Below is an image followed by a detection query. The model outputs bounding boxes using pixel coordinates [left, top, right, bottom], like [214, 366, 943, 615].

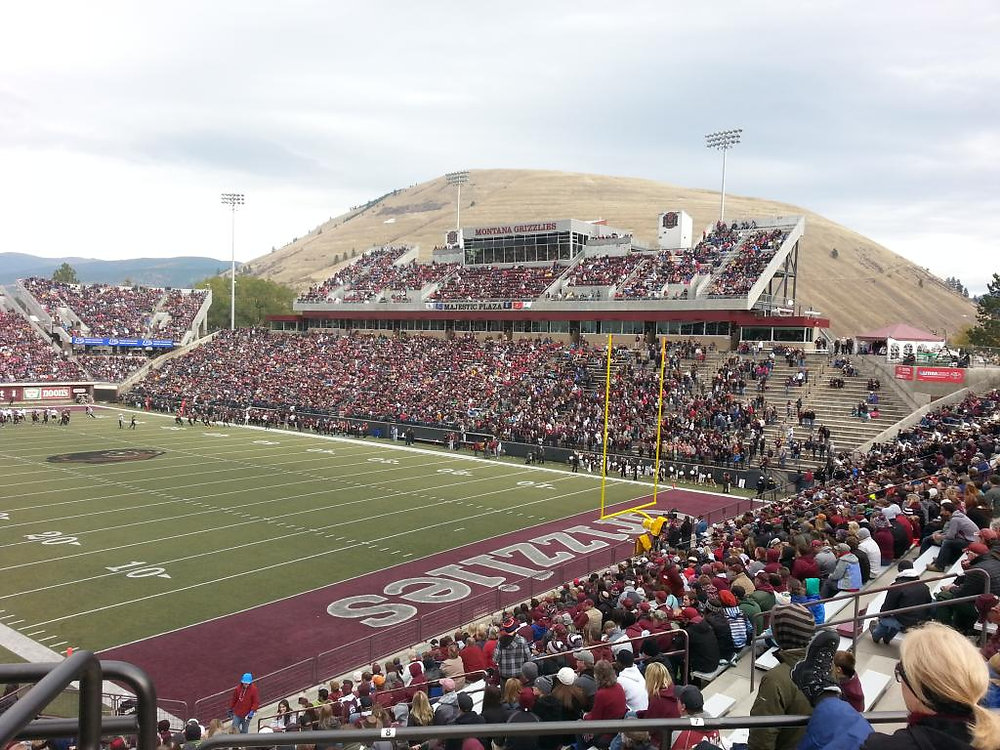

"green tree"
[196, 274, 296, 330]
[968, 273, 1000, 347]
[52, 262, 80, 284]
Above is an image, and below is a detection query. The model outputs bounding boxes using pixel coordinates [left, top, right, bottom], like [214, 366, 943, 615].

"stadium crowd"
[297, 247, 413, 302]
[563, 254, 650, 289]
[156, 289, 209, 341]
[613, 254, 702, 300]
[22, 277, 162, 338]
[429, 264, 568, 302]
[127, 330, 820, 470]
[707, 230, 788, 297]
[80, 354, 151, 383]
[137, 386, 1000, 750]
[0, 311, 86, 383]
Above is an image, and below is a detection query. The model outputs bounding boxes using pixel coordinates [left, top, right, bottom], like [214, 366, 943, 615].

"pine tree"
[968, 273, 1000, 347]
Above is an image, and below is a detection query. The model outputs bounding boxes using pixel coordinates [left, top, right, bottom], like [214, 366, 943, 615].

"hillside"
[0, 253, 231, 289]
[246, 170, 975, 336]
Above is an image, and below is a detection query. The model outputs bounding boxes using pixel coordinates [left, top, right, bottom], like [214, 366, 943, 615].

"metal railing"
[254, 630, 692, 732]
[209, 713, 909, 750]
[0, 652, 157, 750]
[747, 567, 991, 694]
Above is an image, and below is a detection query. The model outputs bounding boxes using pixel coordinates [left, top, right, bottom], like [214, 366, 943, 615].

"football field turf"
[0, 407, 651, 657]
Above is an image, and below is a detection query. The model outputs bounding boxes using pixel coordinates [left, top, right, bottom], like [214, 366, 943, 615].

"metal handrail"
[0, 656, 158, 750]
[255, 630, 692, 731]
[746, 567, 991, 693]
[208, 712, 910, 747]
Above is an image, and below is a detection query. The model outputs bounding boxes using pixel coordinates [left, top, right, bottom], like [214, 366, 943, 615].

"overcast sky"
[1, 1, 996, 292]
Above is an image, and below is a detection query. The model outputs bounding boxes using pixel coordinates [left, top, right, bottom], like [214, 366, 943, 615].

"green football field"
[0, 406, 649, 655]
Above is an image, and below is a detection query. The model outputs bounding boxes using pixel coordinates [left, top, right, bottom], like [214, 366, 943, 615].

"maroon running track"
[98, 488, 753, 716]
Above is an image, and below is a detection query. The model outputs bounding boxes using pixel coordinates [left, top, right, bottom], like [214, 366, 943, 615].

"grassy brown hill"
[247, 169, 975, 336]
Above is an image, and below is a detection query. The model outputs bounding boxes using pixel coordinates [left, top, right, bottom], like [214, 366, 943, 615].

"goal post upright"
[598, 333, 660, 520]
[652, 336, 667, 503]
[599, 333, 613, 518]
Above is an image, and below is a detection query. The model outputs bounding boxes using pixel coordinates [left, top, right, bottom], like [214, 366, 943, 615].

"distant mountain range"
[0, 253, 236, 289]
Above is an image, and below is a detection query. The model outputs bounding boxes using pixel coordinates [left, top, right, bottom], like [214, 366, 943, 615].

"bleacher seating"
[429, 264, 566, 302]
[157, 289, 208, 341]
[22, 277, 162, 338]
[0, 310, 87, 382]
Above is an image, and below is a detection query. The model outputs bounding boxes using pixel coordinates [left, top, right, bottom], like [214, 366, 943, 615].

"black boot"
[791, 629, 841, 706]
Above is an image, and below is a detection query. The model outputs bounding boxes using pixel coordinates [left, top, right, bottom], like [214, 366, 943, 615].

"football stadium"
[2, 6, 1000, 750]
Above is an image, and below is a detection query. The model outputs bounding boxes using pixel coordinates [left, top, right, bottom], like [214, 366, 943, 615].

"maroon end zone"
[98, 488, 749, 713]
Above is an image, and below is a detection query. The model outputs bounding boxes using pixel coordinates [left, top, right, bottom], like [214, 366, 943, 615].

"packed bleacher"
[429, 264, 567, 302]
[163, 385, 1000, 748]
[0, 310, 87, 382]
[131, 331, 826, 475]
[157, 289, 209, 341]
[707, 229, 787, 296]
[297, 246, 413, 303]
[80, 353, 151, 383]
[22, 277, 162, 338]
[613, 253, 702, 300]
[563, 254, 649, 288]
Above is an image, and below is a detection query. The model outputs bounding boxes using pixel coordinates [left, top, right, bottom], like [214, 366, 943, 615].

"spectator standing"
[494, 618, 532, 681]
[227, 672, 259, 733]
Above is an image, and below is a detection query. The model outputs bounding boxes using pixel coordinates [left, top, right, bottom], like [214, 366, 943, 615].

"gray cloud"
[0, 0, 995, 292]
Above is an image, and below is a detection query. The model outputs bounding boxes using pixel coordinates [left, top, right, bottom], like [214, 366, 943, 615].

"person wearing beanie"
[789, 578, 825, 626]
[227, 672, 259, 734]
[676, 607, 720, 680]
[732, 584, 764, 636]
[749, 604, 815, 750]
[719, 589, 753, 654]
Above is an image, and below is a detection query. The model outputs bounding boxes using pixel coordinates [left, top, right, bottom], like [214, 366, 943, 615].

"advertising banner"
[72, 336, 174, 348]
[915, 367, 966, 384]
[22, 386, 73, 401]
[424, 301, 532, 311]
[894, 365, 915, 380]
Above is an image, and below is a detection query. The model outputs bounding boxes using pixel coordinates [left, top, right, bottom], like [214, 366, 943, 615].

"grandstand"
[11, 278, 210, 349]
[3, 211, 999, 750]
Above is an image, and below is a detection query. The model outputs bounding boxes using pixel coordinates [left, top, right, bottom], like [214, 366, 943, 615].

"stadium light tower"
[445, 170, 469, 232]
[705, 129, 741, 224]
[220, 192, 244, 330]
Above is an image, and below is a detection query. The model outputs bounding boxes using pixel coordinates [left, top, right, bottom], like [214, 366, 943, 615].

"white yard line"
[19, 481, 607, 630]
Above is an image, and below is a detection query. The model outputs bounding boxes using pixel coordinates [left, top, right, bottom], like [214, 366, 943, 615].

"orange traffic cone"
[66, 647, 73, 657]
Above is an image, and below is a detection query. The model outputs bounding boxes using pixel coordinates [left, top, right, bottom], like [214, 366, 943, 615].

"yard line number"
[105, 561, 171, 579]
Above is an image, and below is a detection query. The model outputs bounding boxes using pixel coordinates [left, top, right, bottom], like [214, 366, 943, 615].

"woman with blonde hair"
[791, 623, 1000, 750]
[407, 690, 434, 728]
[635, 662, 680, 721]
[501, 677, 522, 711]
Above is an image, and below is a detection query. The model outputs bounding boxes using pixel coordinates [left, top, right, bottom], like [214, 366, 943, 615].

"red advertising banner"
[894, 365, 914, 380]
[915, 367, 966, 384]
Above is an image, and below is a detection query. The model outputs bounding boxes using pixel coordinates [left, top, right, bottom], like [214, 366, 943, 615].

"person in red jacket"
[228, 672, 259, 733]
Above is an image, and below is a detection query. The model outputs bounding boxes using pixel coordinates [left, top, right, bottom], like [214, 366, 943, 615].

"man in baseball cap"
[227, 671, 259, 733]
